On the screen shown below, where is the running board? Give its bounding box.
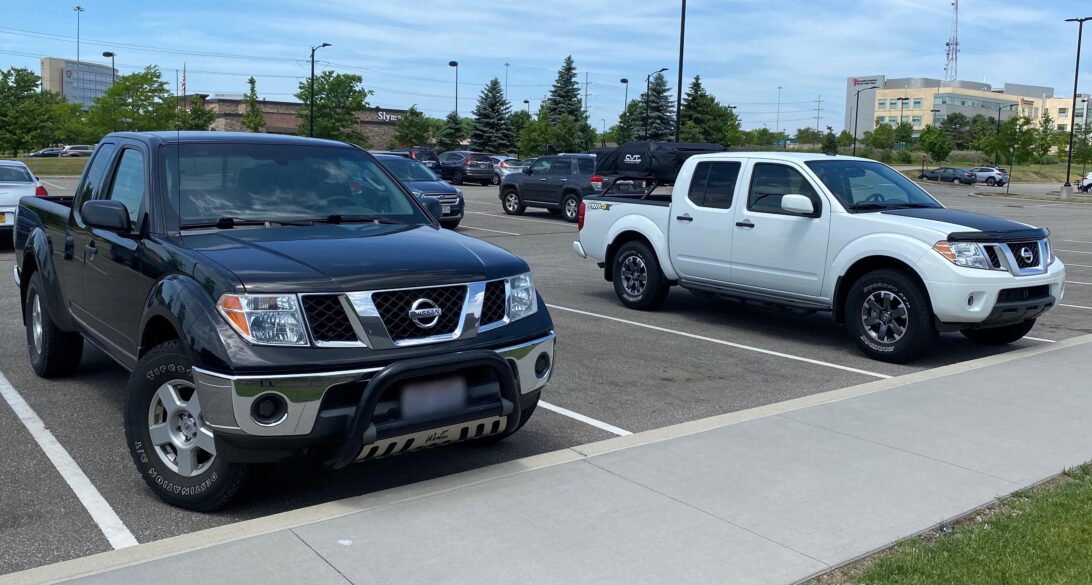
[355,416,508,461]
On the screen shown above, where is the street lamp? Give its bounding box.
[504,62,510,99]
[101,51,115,85]
[523,99,530,115]
[448,60,459,116]
[930,108,941,126]
[1063,17,1092,188]
[994,103,1017,165]
[309,42,331,138]
[620,78,629,114]
[851,85,877,156]
[675,0,687,142]
[73,5,83,102]
[645,67,668,139]
[896,97,910,124]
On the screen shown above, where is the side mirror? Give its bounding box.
[524,167,534,175]
[780,194,815,216]
[419,195,443,221]
[82,200,132,232]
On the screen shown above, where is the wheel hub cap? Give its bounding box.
[148,380,216,478]
[620,256,648,296]
[31,295,43,354]
[861,290,909,344]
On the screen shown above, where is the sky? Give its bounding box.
[2,0,1089,132]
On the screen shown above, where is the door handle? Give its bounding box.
[560,178,568,181]
[735,220,755,228]
[676,214,693,222]
[84,241,97,260]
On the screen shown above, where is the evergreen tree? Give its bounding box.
[679,120,704,143]
[241,76,265,133]
[436,110,466,152]
[678,75,741,146]
[545,55,584,123]
[176,95,215,130]
[294,70,373,146]
[615,99,643,144]
[469,78,516,154]
[940,112,972,149]
[391,106,432,147]
[635,72,674,141]
[508,109,532,138]
[894,121,914,146]
[822,125,838,154]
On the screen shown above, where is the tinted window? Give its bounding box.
[469,153,492,163]
[688,162,740,209]
[106,149,146,226]
[529,158,553,174]
[380,157,440,182]
[441,152,462,162]
[576,158,596,174]
[549,158,572,175]
[0,166,33,182]
[806,160,941,211]
[747,163,820,215]
[75,143,118,218]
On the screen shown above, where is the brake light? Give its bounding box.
[500,161,508,169]
[577,201,586,230]
[35,184,48,197]
[409,151,417,159]
[590,175,603,191]
[464,157,471,166]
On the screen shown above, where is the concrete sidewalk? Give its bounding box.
[8,335,1092,585]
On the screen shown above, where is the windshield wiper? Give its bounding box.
[312,214,405,225]
[846,203,893,211]
[180,216,313,229]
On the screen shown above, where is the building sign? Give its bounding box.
[375,110,403,123]
[851,77,881,88]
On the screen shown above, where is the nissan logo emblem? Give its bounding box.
[1020,247,1035,264]
[407,298,442,329]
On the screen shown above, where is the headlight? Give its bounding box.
[217,294,309,346]
[933,241,991,270]
[506,272,538,322]
[411,190,425,198]
[455,188,463,198]
[1046,239,1056,265]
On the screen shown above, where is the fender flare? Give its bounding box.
[142,274,235,372]
[21,226,78,331]
[604,216,678,281]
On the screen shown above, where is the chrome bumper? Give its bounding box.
[192,332,556,437]
[572,240,587,258]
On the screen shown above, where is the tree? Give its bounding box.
[940,112,972,149]
[795,127,822,145]
[968,114,996,152]
[867,123,896,150]
[1033,111,1056,164]
[717,105,745,147]
[391,106,432,147]
[822,126,838,155]
[517,104,553,157]
[436,110,466,152]
[176,95,215,130]
[745,127,777,147]
[508,109,532,138]
[679,120,704,143]
[997,115,1036,165]
[635,72,675,141]
[615,99,643,144]
[0,67,75,155]
[294,70,373,146]
[1074,122,1092,171]
[469,78,516,154]
[680,75,730,144]
[545,56,584,124]
[241,76,265,133]
[86,66,176,136]
[837,130,853,148]
[894,121,914,146]
[919,124,954,162]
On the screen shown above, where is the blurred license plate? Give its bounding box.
[442,205,451,214]
[401,377,466,419]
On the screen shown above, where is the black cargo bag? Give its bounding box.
[595,141,725,182]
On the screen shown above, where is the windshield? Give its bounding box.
[0,166,33,183]
[805,160,942,211]
[380,157,440,182]
[162,143,428,227]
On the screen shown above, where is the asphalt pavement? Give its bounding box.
[1,177,1091,575]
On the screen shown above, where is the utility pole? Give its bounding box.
[675,0,687,143]
[504,62,510,99]
[584,71,589,116]
[776,86,782,133]
[814,93,823,134]
[309,42,331,138]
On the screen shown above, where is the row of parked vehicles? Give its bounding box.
[919,165,1009,186]
[24,144,96,158]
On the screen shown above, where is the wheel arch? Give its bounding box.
[833,255,930,324]
[605,229,677,282]
[20,227,77,331]
[140,274,233,370]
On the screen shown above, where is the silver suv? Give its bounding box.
[968,166,1008,186]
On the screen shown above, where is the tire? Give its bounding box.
[985,177,996,186]
[440,219,461,229]
[452,170,465,185]
[25,272,83,377]
[501,189,525,215]
[125,341,247,511]
[561,193,580,223]
[961,319,1036,345]
[491,174,501,186]
[845,269,937,363]
[612,240,670,310]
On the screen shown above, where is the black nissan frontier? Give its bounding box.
[12,132,556,510]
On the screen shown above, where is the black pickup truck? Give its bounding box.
[12,132,556,510]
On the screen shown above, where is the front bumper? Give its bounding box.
[192,332,555,443]
[925,260,1065,326]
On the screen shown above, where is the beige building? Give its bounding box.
[40,56,116,110]
[202,95,410,147]
[846,75,1089,137]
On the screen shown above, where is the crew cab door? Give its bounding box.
[64,142,118,318]
[729,160,830,297]
[81,145,150,359]
[667,160,742,283]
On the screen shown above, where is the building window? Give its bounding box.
[912,98,922,109]
[877,99,886,110]
[875,117,884,126]
[912,115,922,127]
[1058,124,1068,131]
[1059,108,1069,119]
[889,116,899,124]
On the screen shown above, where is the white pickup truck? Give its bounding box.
[573,152,1066,363]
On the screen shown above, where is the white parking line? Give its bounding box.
[1063,240,1092,245]
[1061,303,1092,311]
[1066,280,1092,286]
[546,304,892,379]
[1058,249,1092,255]
[458,225,521,236]
[539,401,632,436]
[0,372,138,549]
[1024,336,1056,343]
[465,200,503,207]
[466,210,577,227]
[39,179,68,190]
[1064,263,1092,269]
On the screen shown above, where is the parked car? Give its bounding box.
[391,146,440,170]
[492,156,524,186]
[25,147,64,158]
[374,153,464,228]
[521,157,538,170]
[575,152,1064,363]
[499,154,598,222]
[1,160,48,239]
[366,150,411,158]
[919,167,976,184]
[968,166,1008,186]
[59,144,94,157]
[1078,172,1092,193]
[437,151,495,185]
[13,131,555,510]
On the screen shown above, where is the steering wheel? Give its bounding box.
[863,192,887,203]
[326,196,358,209]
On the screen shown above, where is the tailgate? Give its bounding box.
[577,197,670,262]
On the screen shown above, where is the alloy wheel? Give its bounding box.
[861,290,909,344]
[31,294,43,354]
[147,380,216,477]
[620,255,648,297]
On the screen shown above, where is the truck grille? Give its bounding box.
[372,285,467,342]
[1007,242,1040,269]
[302,295,358,343]
[998,285,1050,303]
[984,246,1002,269]
[481,280,507,325]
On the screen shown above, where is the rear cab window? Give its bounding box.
[688,161,740,209]
[469,153,492,163]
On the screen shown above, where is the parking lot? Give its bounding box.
[3,177,1092,575]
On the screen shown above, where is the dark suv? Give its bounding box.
[391,146,440,170]
[498,154,597,222]
[438,151,494,185]
[919,167,976,184]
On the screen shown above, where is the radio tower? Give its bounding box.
[944,0,959,82]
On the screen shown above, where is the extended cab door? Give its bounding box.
[64,142,118,319]
[667,160,742,283]
[729,160,831,297]
[81,145,151,361]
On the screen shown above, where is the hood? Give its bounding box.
[879,208,1047,242]
[402,180,458,195]
[182,223,528,293]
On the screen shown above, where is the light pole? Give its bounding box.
[73,5,83,102]
[851,85,877,156]
[776,86,782,133]
[994,103,1016,165]
[897,96,910,124]
[602,118,607,147]
[504,62,510,99]
[1063,17,1091,188]
[930,107,941,126]
[309,42,330,138]
[675,0,687,142]
[645,67,668,139]
[523,99,530,115]
[620,78,629,113]
[102,51,115,85]
[448,60,459,116]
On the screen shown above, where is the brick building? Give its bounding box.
[203,95,409,146]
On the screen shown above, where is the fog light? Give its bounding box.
[534,353,551,377]
[967,294,975,307]
[251,393,287,426]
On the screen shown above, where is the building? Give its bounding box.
[845,75,1090,138]
[204,95,410,146]
[40,57,116,109]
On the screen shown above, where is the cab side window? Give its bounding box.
[747,163,821,216]
[106,149,146,228]
[550,158,573,175]
[74,143,118,222]
[529,158,553,174]
[688,161,740,209]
